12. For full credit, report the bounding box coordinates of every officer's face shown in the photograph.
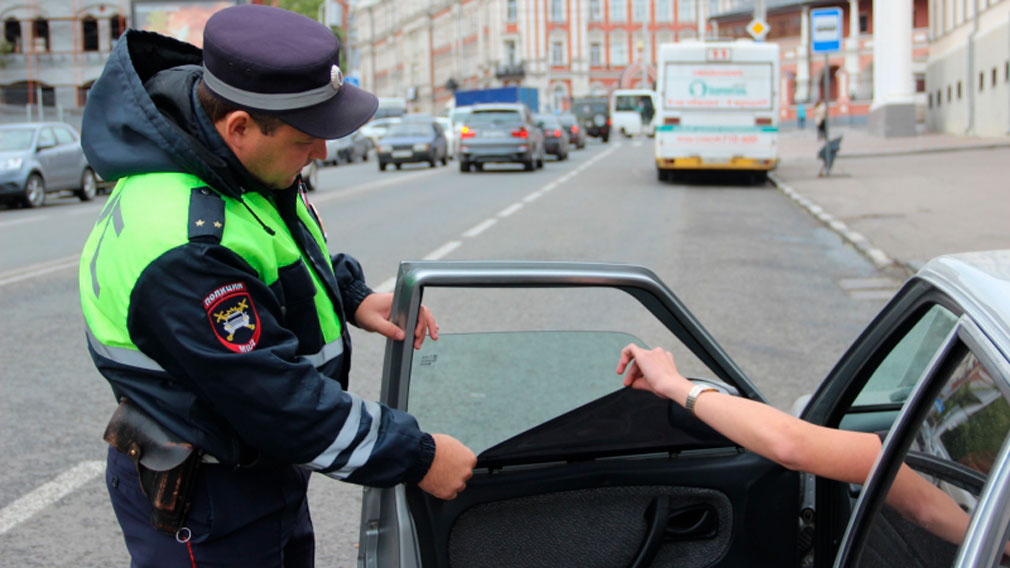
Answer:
[237,121,327,189]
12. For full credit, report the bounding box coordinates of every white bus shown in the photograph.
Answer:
[610,88,659,137]
[654,40,779,181]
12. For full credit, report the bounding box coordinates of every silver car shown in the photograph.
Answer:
[457,103,545,172]
[360,250,1010,567]
[0,122,97,208]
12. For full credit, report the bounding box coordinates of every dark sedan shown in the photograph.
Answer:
[558,113,587,149]
[0,122,98,208]
[376,121,448,170]
[534,114,570,160]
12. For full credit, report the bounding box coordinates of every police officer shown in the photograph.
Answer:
[78,5,475,566]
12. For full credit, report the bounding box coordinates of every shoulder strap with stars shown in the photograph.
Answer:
[188,186,226,243]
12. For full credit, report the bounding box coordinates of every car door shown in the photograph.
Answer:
[52,126,81,189]
[34,127,60,188]
[361,261,802,568]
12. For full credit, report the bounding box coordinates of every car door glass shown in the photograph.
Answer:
[37,128,55,149]
[857,348,1010,567]
[853,305,959,408]
[53,127,75,146]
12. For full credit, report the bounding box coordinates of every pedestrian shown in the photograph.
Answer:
[814,98,828,140]
[78,5,475,566]
[796,103,807,130]
[616,344,984,551]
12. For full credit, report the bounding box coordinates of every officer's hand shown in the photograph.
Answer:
[354,293,439,349]
[418,434,476,500]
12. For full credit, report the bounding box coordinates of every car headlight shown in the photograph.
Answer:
[379,145,392,153]
[1,157,23,171]
[413,143,429,151]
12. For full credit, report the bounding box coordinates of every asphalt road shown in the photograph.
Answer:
[0,138,891,566]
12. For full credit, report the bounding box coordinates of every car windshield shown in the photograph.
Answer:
[0,128,36,151]
[468,111,522,125]
[386,124,432,137]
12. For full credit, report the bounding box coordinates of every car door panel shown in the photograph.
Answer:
[364,261,797,568]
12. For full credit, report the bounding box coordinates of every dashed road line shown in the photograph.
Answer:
[462,218,498,237]
[0,460,105,536]
[0,255,80,287]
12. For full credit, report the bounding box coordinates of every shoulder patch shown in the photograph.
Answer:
[189,186,225,242]
[204,282,260,353]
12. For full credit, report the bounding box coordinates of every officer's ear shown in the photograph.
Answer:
[216,111,258,152]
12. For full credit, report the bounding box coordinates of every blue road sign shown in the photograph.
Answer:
[345,75,360,87]
[810,7,843,53]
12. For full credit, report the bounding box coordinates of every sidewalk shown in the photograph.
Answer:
[771,126,1010,277]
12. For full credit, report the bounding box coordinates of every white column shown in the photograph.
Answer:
[796,6,810,103]
[845,0,861,99]
[868,0,916,136]
[696,0,706,39]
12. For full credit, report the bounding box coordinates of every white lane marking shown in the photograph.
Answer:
[0,460,105,536]
[424,241,462,260]
[498,203,523,217]
[462,218,498,238]
[0,214,48,228]
[522,192,543,203]
[310,167,446,205]
[0,255,80,287]
[541,182,558,192]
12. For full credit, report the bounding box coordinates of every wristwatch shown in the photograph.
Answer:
[685,385,717,416]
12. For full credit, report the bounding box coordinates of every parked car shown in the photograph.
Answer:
[457,103,545,172]
[533,113,570,160]
[376,120,448,170]
[572,96,610,143]
[558,113,587,149]
[325,131,370,165]
[358,250,1010,568]
[0,122,98,207]
[359,117,402,148]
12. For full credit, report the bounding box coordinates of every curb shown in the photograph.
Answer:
[838,142,1010,160]
[768,172,916,278]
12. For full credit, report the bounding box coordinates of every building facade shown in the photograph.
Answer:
[0,0,352,129]
[351,0,748,114]
[926,0,1009,136]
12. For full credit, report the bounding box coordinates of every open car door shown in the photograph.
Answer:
[358,261,799,568]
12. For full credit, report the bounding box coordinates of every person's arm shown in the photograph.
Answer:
[616,344,973,546]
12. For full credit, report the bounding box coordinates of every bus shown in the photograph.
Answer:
[654,40,780,182]
[610,89,659,137]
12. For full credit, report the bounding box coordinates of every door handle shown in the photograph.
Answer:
[629,498,719,568]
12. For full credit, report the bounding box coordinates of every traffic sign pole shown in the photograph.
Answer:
[810,7,843,176]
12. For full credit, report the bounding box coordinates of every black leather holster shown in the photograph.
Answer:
[103,398,201,534]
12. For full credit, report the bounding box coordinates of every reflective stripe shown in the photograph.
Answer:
[298,338,344,368]
[202,67,340,111]
[86,328,164,372]
[308,394,383,477]
[330,400,382,479]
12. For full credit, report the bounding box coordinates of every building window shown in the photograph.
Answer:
[633,0,647,22]
[82,17,99,52]
[935,89,941,107]
[550,0,565,22]
[957,81,962,99]
[552,85,566,111]
[4,18,21,53]
[859,14,868,33]
[979,71,984,92]
[610,38,628,65]
[32,18,49,52]
[914,73,925,93]
[679,0,695,22]
[928,92,932,108]
[610,0,627,22]
[589,0,602,21]
[505,39,517,65]
[656,0,673,22]
[993,67,998,87]
[506,0,517,22]
[590,42,602,66]
[110,14,126,41]
[947,85,951,102]
[551,41,565,65]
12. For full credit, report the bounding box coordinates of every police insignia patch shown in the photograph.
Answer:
[204,282,261,353]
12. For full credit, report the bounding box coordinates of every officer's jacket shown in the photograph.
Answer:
[77,30,434,487]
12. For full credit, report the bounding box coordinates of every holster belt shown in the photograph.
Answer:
[103,398,201,534]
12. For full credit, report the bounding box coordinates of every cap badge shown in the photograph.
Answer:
[330,65,344,91]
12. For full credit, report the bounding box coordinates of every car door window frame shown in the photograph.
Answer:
[834,316,1010,567]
